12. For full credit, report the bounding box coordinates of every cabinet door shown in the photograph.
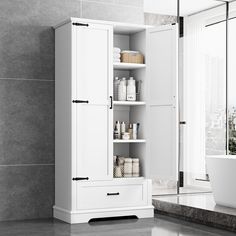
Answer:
[146,25,178,181]
[72,22,113,181]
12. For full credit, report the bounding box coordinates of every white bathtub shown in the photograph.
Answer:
[206,155,236,208]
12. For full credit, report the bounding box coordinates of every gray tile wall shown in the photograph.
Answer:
[0,0,174,221]
[0,0,145,221]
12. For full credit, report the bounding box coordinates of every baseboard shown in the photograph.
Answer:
[53,205,154,224]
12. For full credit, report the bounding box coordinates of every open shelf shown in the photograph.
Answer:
[113,62,146,70]
[113,139,146,143]
[113,101,146,106]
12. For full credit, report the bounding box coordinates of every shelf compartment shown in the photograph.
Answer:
[113,139,146,143]
[113,62,146,70]
[113,101,146,106]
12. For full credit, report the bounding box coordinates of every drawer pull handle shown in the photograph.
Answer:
[107,192,119,196]
[72,100,89,104]
[72,177,89,181]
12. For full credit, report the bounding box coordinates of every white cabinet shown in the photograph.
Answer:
[54,18,178,224]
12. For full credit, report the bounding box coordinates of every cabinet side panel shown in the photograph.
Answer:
[55,23,72,210]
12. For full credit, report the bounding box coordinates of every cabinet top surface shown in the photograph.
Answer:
[54,17,152,34]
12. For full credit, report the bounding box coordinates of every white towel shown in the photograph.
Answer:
[113,47,121,54]
[113,53,121,59]
[113,58,121,63]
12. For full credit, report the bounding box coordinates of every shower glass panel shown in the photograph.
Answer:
[229,1,236,155]
[180,2,227,194]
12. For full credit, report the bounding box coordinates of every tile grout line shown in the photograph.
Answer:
[0,164,55,167]
[0,78,55,82]
[81,0,143,10]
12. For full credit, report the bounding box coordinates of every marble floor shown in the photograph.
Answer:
[153,193,236,216]
[153,193,236,232]
[0,214,235,236]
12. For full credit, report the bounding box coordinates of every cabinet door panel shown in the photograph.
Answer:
[73,23,113,181]
[149,106,177,180]
[75,24,111,104]
[147,25,178,181]
[76,105,110,181]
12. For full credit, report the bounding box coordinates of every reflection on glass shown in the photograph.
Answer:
[228,18,236,155]
[205,22,226,156]
[183,5,226,192]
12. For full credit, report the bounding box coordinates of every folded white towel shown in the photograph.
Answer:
[113,47,121,53]
[121,50,139,54]
[113,58,121,63]
[113,53,121,59]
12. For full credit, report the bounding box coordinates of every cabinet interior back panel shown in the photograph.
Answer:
[114,34,130,51]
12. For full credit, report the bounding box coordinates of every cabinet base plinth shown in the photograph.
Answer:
[53,206,154,224]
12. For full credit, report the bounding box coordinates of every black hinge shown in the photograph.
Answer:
[179,171,184,187]
[72,100,89,104]
[72,22,89,27]
[72,177,89,181]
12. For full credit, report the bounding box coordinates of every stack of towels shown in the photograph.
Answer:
[113,47,121,63]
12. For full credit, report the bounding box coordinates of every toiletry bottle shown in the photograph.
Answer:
[127,77,136,101]
[121,121,126,135]
[114,77,120,101]
[114,126,119,139]
[116,121,121,139]
[133,123,138,140]
[128,124,133,139]
[118,78,127,101]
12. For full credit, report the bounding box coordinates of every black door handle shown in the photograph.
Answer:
[72,22,89,27]
[110,96,113,109]
[180,121,186,125]
[107,192,119,196]
[72,177,89,181]
[72,100,89,104]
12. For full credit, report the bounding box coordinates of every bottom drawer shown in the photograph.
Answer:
[76,181,148,210]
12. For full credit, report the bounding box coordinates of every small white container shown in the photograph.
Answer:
[118,78,127,101]
[126,77,136,101]
[132,123,138,140]
[121,121,126,135]
[122,132,130,140]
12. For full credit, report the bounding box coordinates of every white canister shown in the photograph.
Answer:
[124,158,132,177]
[132,158,140,177]
[122,132,130,140]
[121,121,126,135]
[118,78,127,101]
[132,123,138,140]
[126,77,136,101]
